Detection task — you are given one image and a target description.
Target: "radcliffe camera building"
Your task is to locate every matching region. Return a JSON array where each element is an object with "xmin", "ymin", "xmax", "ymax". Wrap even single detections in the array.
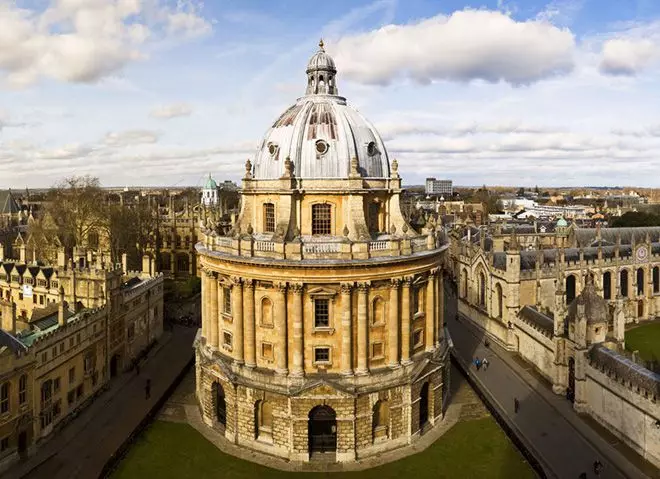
[{"xmin": 195, "ymin": 41, "xmax": 452, "ymax": 463}]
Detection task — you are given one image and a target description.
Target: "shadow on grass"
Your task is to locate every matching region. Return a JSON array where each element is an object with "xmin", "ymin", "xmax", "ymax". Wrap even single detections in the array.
[{"xmin": 111, "ymin": 418, "xmax": 534, "ymax": 479}]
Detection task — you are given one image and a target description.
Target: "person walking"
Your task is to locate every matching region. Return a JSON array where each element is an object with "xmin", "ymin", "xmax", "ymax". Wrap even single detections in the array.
[
  {"xmin": 145, "ymin": 378, "xmax": 151, "ymax": 400},
  {"xmin": 514, "ymin": 397, "xmax": 520, "ymax": 413},
  {"xmin": 484, "ymin": 338, "xmax": 490, "ymax": 348},
  {"xmin": 593, "ymin": 459, "xmax": 603, "ymax": 476},
  {"xmin": 482, "ymin": 357, "xmax": 489, "ymax": 370},
  {"xmin": 476, "ymin": 358, "xmax": 482, "ymax": 371}
]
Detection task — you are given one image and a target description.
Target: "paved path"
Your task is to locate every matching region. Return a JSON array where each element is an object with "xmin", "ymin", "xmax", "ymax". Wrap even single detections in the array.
[
  {"xmin": 8, "ymin": 325, "xmax": 197, "ymax": 479},
  {"xmin": 449, "ymin": 314, "xmax": 653, "ymax": 479}
]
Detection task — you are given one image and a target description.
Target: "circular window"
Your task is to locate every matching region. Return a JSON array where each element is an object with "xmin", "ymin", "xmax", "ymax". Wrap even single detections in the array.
[
  {"xmin": 367, "ymin": 141, "xmax": 377, "ymax": 156},
  {"xmin": 315, "ymin": 140, "xmax": 329, "ymax": 155},
  {"xmin": 268, "ymin": 143, "xmax": 278, "ymax": 156}
]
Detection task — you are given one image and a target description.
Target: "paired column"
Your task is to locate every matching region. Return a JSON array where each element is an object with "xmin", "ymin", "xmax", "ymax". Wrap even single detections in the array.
[
  {"xmin": 291, "ymin": 284, "xmax": 304, "ymax": 376},
  {"xmin": 437, "ymin": 272, "xmax": 444, "ymax": 346},
  {"xmin": 275, "ymin": 282, "xmax": 288, "ymax": 374},
  {"xmin": 209, "ymin": 271, "xmax": 219, "ymax": 349},
  {"xmin": 425, "ymin": 271, "xmax": 436, "ymax": 352},
  {"xmin": 201, "ymin": 269, "xmax": 209, "ymax": 340},
  {"xmin": 388, "ymin": 279, "xmax": 400, "ymax": 368},
  {"xmin": 340, "ymin": 283, "xmax": 353, "ymax": 376},
  {"xmin": 401, "ymin": 277, "xmax": 412, "ymax": 364},
  {"xmin": 243, "ymin": 279, "xmax": 256, "ymax": 368},
  {"xmin": 231, "ymin": 277, "xmax": 244, "ymax": 364},
  {"xmin": 356, "ymin": 282, "xmax": 369, "ymax": 375}
]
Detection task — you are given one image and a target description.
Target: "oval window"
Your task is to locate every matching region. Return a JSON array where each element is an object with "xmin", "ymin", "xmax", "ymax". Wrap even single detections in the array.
[
  {"xmin": 315, "ymin": 140, "xmax": 329, "ymax": 155},
  {"xmin": 268, "ymin": 143, "xmax": 278, "ymax": 156},
  {"xmin": 367, "ymin": 141, "xmax": 377, "ymax": 156}
]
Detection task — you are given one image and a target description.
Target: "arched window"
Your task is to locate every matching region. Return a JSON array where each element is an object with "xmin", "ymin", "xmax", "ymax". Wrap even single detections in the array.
[
  {"xmin": 255, "ymin": 400, "xmax": 273, "ymax": 440},
  {"xmin": 653, "ymin": 267, "xmax": 659, "ymax": 294},
  {"xmin": 637, "ymin": 268, "xmax": 645, "ymax": 296},
  {"xmin": 87, "ymin": 230, "xmax": 99, "ymax": 249},
  {"xmin": 372, "ymin": 400, "xmax": 390, "ymax": 441},
  {"xmin": 176, "ymin": 253, "xmax": 189, "ymax": 273},
  {"xmin": 603, "ymin": 271, "xmax": 612, "ymax": 300},
  {"xmin": 368, "ymin": 202, "xmax": 381, "ymax": 233},
  {"xmin": 261, "ymin": 297, "xmax": 273, "ymax": 326},
  {"xmin": 495, "ymin": 283, "xmax": 503, "ymax": 319},
  {"xmin": 566, "ymin": 275, "xmax": 576, "ymax": 304},
  {"xmin": 263, "ymin": 203, "xmax": 275, "ymax": 233},
  {"xmin": 372, "ymin": 297, "xmax": 385, "ymax": 325},
  {"xmin": 620, "ymin": 269, "xmax": 629, "ymax": 297},
  {"xmin": 479, "ymin": 272, "xmax": 486, "ymax": 307},
  {"xmin": 212, "ymin": 382, "xmax": 226, "ymax": 427},
  {"xmin": 0, "ymin": 382, "xmax": 9, "ymax": 414},
  {"xmin": 311, "ymin": 204, "xmax": 332, "ymax": 235}
]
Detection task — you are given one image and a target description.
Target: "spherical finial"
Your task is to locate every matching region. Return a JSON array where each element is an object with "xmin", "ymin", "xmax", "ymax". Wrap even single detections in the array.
[{"xmin": 319, "ymin": 38, "xmax": 324, "ymax": 50}]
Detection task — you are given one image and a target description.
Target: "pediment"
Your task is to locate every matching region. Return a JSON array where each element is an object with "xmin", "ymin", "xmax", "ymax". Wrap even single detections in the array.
[
  {"xmin": 307, "ymin": 286, "xmax": 337, "ymax": 297},
  {"xmin": 292, "ymin": 378, "xmax": 355, "ymax": 398}
]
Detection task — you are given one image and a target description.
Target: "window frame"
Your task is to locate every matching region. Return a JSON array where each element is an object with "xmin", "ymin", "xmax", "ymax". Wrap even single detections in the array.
[
  {"xmin": 0, "ymin": 382, "xmax": 9, "ymax": 414},
  {"xmin": 263, "ymin": 203, "xmax": 276, "ymax": 233},
  {"xmin": 311, "ymin": 203, "xmax": 332, "ymax": 236},
  {"xmin": 313, "ymin": 298, "xmax": 330, "ymax": 329},
  {"xmin": 313, "ymin": 346, "xmax": 331, "ymax": 365}
]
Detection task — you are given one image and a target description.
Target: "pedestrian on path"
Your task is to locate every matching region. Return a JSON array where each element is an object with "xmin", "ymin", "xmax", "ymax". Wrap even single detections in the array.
[
  {"xmin": 475, "ymin": 358, "xmax": 482, "ymax": 370},
  {"xmin": 482, "ymin": 358, "xmax": 489, "ymax": 370},
  {"xmin": 484, "ymin": 338, "xmax": 490, "ymax": 348},
  {"xmin": 593, "ymin": 459, "xmax": 603, "ymax": 476},
  {"xmin": 145, "ymin": 378, "xmax": 151, "ymax": 400},
  {"xmin": 514, "ymin": 397, "xmax": 520, "ymax": 413}
]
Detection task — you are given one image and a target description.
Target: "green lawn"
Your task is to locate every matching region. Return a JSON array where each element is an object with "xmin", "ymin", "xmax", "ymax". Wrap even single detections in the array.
[
  {"xmin": 112, "ymin": 418, "xmax": 535, "ymax": 479},
  {"xmin": 626, "ymin": 322, "xmax": 660, "ymax": 363}
]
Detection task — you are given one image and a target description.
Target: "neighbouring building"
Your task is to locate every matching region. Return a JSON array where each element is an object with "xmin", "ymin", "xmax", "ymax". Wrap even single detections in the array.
[
  {"xmin": 194, "ymin": 41, "xmax": 452, "ymax": 464},
  {"xmin": 425, "ymin": 178, "xmax": 453, "ymax": 197},
  {"xmin": 0, "ymin": 249, "xmax": 163, "ymax": 472}
]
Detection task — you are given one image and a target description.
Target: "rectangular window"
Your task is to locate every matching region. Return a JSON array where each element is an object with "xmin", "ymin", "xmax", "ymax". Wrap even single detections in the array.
[
  {"xmin": 18, "ymin": 375, "xmax": 27, "ymax": 405},
  {"xmin": 41, "ymin": 352, "xmax": 48, "ymax": 363},
  {"xmin": 128, "ymin": 324, "xmax": 135, "ymax": 342},
  {"xmin": 413, "ymin": 329, "xmax": 424, "ymax": 348},
  {"xmin": 314, "ymin": 298, "xmax": 330, "ymax": 328},
  {"xmin": 261, "ymin": 342, "xmax": 273, "ymax": 361},
  {"xmin": 53, "ymin": 377, "xmax": 60, "ymax": 393},
  {"xmin": 0, "ymin": 382, "xmax": 9, "ymax": 414},
  {"xmin": 67, "ymin": 390, "xmax": 75, "ymax": 405},
  {"xmin": 0, "ymin": 437, "xmax": 8, "ymax": 452},
  {"xmin": 314, "ymin": 347, "xmax": 330, "ymax": 363},
  {"xmin": 68, "ymin": 367, "xmax": 75, "ymax": 385},
  {"xmin": 223, "ymin": 287, "xmax": 232, "ymax": 314},
  {"xmin": 76, "ymin": 384, "xmax": 84, "ymax": 400},
  {"xmin": 311, "ymin": 204, "xmax": 332, "ymax": 235},
  {"xmin": 263, "ymin": 203, "xmax": 275, "ymax": 233},
  {"xmin": 53, "ymin": 400, "xmax": 61, "ymax": 419},
  {"xmin": 223, "ymin": 331, "xmax": 233, "ymax": 348},
  {"xmin": 52, "ymin": 346, "xmax": 57, "ymax": 358},
  {"xmin": 371, "ymin": 342, "xmax": 384, "ymax": 359}
]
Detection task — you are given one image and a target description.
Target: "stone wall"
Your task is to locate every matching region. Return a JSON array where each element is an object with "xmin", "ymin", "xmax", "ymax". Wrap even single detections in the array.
[
  {"xmin": 585, "ymin": 349, "xmax": 660, "ymax": 468},
  {"xmin": 514, "ymin": 321, "xmax": 555, "ymax": 381}
]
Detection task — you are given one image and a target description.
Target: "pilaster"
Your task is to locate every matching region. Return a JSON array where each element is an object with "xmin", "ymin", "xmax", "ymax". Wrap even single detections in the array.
[
  {"xmin": 425, "ymin": 271, "xmax": 436, "ymax": 352},
  {"xmin": 401, "ymin": 277, "xmax": 412, "ymax": 364},
  {"xmin": 388, "ymin": 279, "xmax": 400, "ymax": 368},
  {"xmin": 356, "ymin": 282, "xmax": 369, "ymax": 375},
  {"xmin": 209, "ymin": 271, "xmax": 219, "ymax": 349},
  {"xmin": 291, "ymin": 283, "xmax": 304, "ymax": 376},
  {"xmin": 243, "ymin": 278, "xmax": 256, "ymax": 368},
  {"xmin": 340, "ymin": 283, "xmax": 354, "ymax": 376},
  {"xmin": 275, "ymin": 282, "xmax": 288, "ymax": 374},
  {"xmin": 231, "ymin": 277, "xmax": 244, "ymax": 364}
]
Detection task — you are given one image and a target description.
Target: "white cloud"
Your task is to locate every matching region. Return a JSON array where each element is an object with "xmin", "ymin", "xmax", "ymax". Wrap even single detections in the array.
[
  {"xmin": 330, "ymin": 9, "xmax": 575, "ymax": 86},
  {"xmin": 599, "ymin": 38, "xmax": 659, "ymax": 76},
  {"xmin": 0, "ymin": 0, "xmax": 212, "ymax": 87},
  {"xmin": 103, "ymin": 129, "xmax": 160, "ymax": 146},
  {"xmin": 150, "ymin": 103, "xmax": 193, "ymax": 119}
]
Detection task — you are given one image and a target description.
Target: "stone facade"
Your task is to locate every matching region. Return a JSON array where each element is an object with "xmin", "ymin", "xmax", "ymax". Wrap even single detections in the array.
[{"xmin": 194, "ymin": 42, "xmax": 451, "ymax": 465}]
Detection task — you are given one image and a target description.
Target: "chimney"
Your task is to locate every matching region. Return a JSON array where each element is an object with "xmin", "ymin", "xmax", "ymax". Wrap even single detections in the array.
[
  {"xmin": 1, "ymin": 301, "xmax": 17, "ymax": 334},
  {"xmin": 142, "ymin": 254, "xmax": 151, "ymax": 275},
  {"xmin": 121, "ymin": 253, "xmax": 128, "ymax": 274},
  {"xmin": 58, "ymin": 287, "xmax": 66, "ymax": 326}
]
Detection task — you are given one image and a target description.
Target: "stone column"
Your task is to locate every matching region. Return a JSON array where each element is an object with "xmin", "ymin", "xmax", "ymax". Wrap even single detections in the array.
[
  {"xmin": 425, "ymin": 271, "xmax": 436, "ymax": 352},
  {"xmin": 275, "ymin": 282, "xmax": 288, "ymax": 374},
  {"xmin": 340, "ymin": 283, "xmax": 353, "ymax": 376},
  {"xmin": 201, "ymin": 268, "xmax": 208, "ymax": 340},
  {"xmin": 209, "ymin": 271, "xmax": 219, "ymax": 349},
  {"xmin": 231, "ymin": 277, "xmax": 244, "ymax": 364},
  {"xmin": 291, "ymin": 283, "xmax": 304, "ymax": 376},
  {"xmin": 401, "ymin": 277, "xmax": 412, "ymax": 364},
  {"xmin": 356, "ymin": 282, "xmax": 369, "ymax": 375},
  {"xmin": 436, "ymin": 272, "xmax": 444, "ymax": 346},
  {"xmin": 388, "ymin": 279, "xmax": 400, "ymax": 368},
  {"xmin": 243, "ymin": 279, "xmax": 256, "ymax": 368}
]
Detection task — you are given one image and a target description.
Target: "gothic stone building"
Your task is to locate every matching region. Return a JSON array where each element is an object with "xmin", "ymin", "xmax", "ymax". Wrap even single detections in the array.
[{"xmin": 194, "ymin": 42, "xmax": 451, "ymax": 463}]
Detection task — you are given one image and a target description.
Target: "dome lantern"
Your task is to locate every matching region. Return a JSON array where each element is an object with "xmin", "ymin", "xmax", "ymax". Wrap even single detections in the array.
[{"xmin": 305, "ymin": 38, "xmax": 338, "ymax": 96}]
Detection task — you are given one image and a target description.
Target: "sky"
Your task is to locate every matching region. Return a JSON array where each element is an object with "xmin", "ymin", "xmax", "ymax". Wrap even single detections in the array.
[{"xmin": 2, "ymin": 0, "xmax": 660, "ymax": 189}]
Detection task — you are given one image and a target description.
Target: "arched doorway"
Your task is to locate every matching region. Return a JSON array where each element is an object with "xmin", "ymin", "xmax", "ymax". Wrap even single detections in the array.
[
  {"xmin": 603, "ymin": 271, "xmax": 612, "ymax": 300},
  {"xmin": 308, "ymin": 405, "xmax": 337, "ymax": 456},
  {"xmin": 110, "ymin": 354, "xmax": 120, "ymax": 378},
  {"xmin": 567, "ymin": 358, "xmax": 575, "ymax": 403},
  {"xmin": 566, "ymin": 275, "xmax": 576, "ymax": 304},
  {"xmin": 213, "ymin": 382, "xmax": 226, "ymax": 428},
  {"xmin": 419, "ymin": 382, "xmax": 430, "ymax": 429},
  {"xmin": 638, "ymin": 300, "xmax": 644, "ymax": 319}
]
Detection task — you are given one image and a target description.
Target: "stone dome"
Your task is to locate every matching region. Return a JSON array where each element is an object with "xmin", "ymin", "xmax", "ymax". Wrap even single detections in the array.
[
  {"xmin": 556, "ymin": 217, "xmax": 568, "ymax": 227},
  {"xmin": 204, "ymin": 174, "xmax": 217, "ymax": 189},
  {"xmin": 566, "ymin": 276, "xmax": 609, "ymax": 325},
  {"xmin": 252, "ymin": 41, "xmax": 390, "ymax": 181}
]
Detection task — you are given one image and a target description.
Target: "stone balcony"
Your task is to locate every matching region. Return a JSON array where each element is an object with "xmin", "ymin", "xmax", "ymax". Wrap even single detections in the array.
[{"xmin": 198, "ymin": 229, "xmax": 446, "ymax": 263}]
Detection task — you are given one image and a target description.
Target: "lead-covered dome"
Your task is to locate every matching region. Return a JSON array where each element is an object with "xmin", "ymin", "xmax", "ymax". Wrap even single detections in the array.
[{"xmin": 252, "ymin": 40, "xmax": 390, "ymax": 180}]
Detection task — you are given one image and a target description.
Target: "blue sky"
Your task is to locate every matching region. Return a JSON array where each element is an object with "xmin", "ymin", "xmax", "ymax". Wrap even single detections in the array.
[{"xmin": 2, "ymin": 0, "xmax": 660, "ymax": 188}]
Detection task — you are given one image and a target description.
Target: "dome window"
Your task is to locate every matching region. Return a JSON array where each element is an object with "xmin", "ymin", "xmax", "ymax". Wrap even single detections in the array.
[
  {"xmin": 268, "ymin": 143, "xmax": 278, "ymax": 157},
  {"xmin": 367, "ymin": 141, "xmax": 378, "ymax": 156},
  {"xmin": 315, "ymin": 139, "xmax": 329, "ymax": 156}
]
